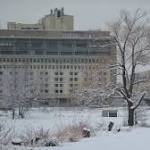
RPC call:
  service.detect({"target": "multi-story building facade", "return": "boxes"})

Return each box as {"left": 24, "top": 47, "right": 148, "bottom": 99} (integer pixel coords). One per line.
{"left": 0, "top": 30, "right": 116, "bottom": 106}
{"left": 7, "top": 8, "right": 74, "bottom": 31}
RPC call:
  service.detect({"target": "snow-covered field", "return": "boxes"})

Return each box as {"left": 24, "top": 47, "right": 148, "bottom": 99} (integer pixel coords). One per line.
{"left": 1, "top": 107, "right": 128, "bottom": 136}
{"left": 31, "top": 127, "right": 150, "bottom": 150}
{"left": 0, "top": 107, "right": 150, "bottom": 150}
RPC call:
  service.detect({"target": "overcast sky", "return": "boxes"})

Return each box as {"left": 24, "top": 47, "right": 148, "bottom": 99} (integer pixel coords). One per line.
{"left": 0, "top": 0, "right": 150, "bottom": 30}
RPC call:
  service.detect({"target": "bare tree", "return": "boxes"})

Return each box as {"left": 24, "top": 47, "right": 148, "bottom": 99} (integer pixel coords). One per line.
{"left": 73, "top": 67, "right": 116, "bottom": 107}
{"left": 108, "top": 9, "right": 150, "bottom": 126}
{"left": 2, "top": 61, "right": 40, "bottom": 119}
{"left": 74, "top": 83, "right": 116, "bottom": 107}
{"left": 3, "top": 65, "right": 30, "bottom": 119}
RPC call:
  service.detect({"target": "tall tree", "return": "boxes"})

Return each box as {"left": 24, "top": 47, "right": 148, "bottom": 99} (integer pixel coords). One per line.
{"left": 109, "top": 9, "right": 150, "bottom": 126}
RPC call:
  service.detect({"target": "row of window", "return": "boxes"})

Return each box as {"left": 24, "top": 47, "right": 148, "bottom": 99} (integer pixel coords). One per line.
{"left": 37, "top": 89, "right": 64, "bottom": 94}
{"left": 0, "top": 57, "right": 106, "bottom": 64}
{"left": 55, "top": 72, "right": 78, "bottom": 76}
{"left": 0, "top": 71, "right": 79, "bottom": 77}
{"left": 54, "top": 78, "right": 78, "bottom": 82}
{"left": 0, "top": 88, "right": 76, "bottom": 94}
{"left": 0, "top": 83, "right": 79, "bottom": 89}
{"left": 0, "top": 65, "right": 100, "bottom": 70}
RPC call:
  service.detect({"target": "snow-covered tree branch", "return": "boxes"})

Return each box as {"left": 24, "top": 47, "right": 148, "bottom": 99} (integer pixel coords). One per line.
{"left": 108, "top": 9, "right": 150, "bottom": 126}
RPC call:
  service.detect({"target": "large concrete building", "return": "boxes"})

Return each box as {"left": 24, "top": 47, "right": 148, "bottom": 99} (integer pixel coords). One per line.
{"left": 1, "top": 8, "right": 116, "bottom": 107}
{"left": 7, "top": 8, "right": 74, "bottom": 31}
{"left": 0, "top": 30, "right": 116, "bottom": 106}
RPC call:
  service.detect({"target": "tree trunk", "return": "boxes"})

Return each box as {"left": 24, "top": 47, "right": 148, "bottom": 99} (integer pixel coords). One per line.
{"left": 128, "top": 108, "right": 135, "bottom": 126}
{"left": 12, "top": 108, "right": 15, "bottom": 120}
{"left": 18, "top": 106, "right": 24, "bottom": 118}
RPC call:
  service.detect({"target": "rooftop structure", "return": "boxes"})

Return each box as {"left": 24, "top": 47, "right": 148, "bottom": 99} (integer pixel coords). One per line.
{"left": 7, "top": 8, "right": 74, "bottom": 31}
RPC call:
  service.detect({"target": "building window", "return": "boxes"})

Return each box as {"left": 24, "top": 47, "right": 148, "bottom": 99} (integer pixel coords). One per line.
{"left": 55, "top": 90, "right": 58, "bottom": 93}
{"left": 45, "top": 84, "right": 49, "bottom": 87}
{"left": 45, "top": 58, "right": 48, "bottom": 63}
{"left": 60, "top": 90, "right": 63, "bottom": 93}
{"left": 74, "top": 72, "right": 78, "bottom": 75}
{"left": 30, "top": 89, "right": 34, "bottom": 94}
{"left": 69, "top": 89, "right": 73, "bottom": 93}
{"left": 48, "top": 59, "right": 51, "bottom": 63}
{"left": 102, "top": 110, "right": 117, "bottom": 117}
{"left": 55, "top": 72, "right": 58, "bottom": 75}
{"left": 96, "top": 59, "right": 99, "bottom": 63}
{"left": 55, "top": 84, "right": 58, "bottom": 87}
{"left": 0, "top": 71, "right": 3, "bottom": 75}
{"left": 60, "top": 84, "right": 63, "bottom": 87}
{"left": 60, "top": 72, "right": 63, "bottom": 75}
{"left": 74, "top": 78, "right": 78, "bottom": 81}
{"left": 30, "top": 72, "right": 34, "bottom": 75}
{"left": 56, "top": 59, "right": 58, "bottom": 63}
{"left": 33, "top": 66, "right": 36, "bottom": 69}
{"left": 55, "top": 78, "right": 58, "bottom": 81}
{"left": 37, "top": 58, "right": 40, "bottom": 62}
{"left": 70, "top": 84, "right": 73, "bottom": 87}
{"left": 45, "top": 89, "right": 48, "bottom": 93}
{"left": 104, "top": 72, "right": 107, "bottom": 75}
{"left": 41, "top": 58, "right": 44, "bottom": 63}
{"left": 67, "top": 65, "right": 69, "bottom": 69}
{"left": 60, "top": 78, "right": 63, "bottom": 82}
{"left": 33, "top": 58, "right": 37, "bottom": 62}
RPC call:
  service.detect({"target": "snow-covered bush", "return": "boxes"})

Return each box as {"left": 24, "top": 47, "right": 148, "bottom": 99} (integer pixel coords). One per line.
{"left": 53, "top": 125, "right": 82, "bottom": 142}
{"left": 135, "top": 108, "right": 150, "bottom": 127}
{"left": 20, "top": 127, "right": 52, "bottom": 146}
{"left": 0, "top": 122, "right": 12, "bottom": 145}
{"left": 74, "top": 83, "right": 116, "bottom": 107}
{"left": 53, "top": 122, "right": 93, "bottom": 143}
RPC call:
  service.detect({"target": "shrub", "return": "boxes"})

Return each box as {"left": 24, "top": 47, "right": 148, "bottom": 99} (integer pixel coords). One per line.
{"left": 0, "top": 122, "right": 12, "bottom": 145}
{"left": 53, "top": 122, "right": 92, "bottom": 143}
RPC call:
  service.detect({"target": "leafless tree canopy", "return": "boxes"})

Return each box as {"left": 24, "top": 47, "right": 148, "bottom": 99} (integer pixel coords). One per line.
{"left": 108, "top": 9, "right": 150, "bottom": 126}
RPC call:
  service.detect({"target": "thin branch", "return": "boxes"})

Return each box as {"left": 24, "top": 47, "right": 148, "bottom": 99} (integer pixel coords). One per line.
{"left": 132, "top": 92, "right": 146, "bottom": 110}
{"left": 132, "top": 79, "right": 150, "bottom": 85}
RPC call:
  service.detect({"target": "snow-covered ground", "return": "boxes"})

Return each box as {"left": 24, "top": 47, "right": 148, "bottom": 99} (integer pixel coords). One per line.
{"left": 1, "top": 107, "right": 128, "bottom": 136}
{"left": 31, "top": 127, "right": 150, "bottom": 150}
{"left": 0, "top": 107, "right": 150, "bottom": 150}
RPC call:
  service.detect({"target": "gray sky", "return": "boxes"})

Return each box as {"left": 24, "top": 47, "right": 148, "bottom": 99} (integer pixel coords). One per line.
{"left": 0, "top": 0, "right": 150, "bottom": 30}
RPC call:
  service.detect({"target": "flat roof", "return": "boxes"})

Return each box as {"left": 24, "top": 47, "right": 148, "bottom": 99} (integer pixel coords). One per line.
{"left": 0, "top": 30, "right": 110, "bottom": 39}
